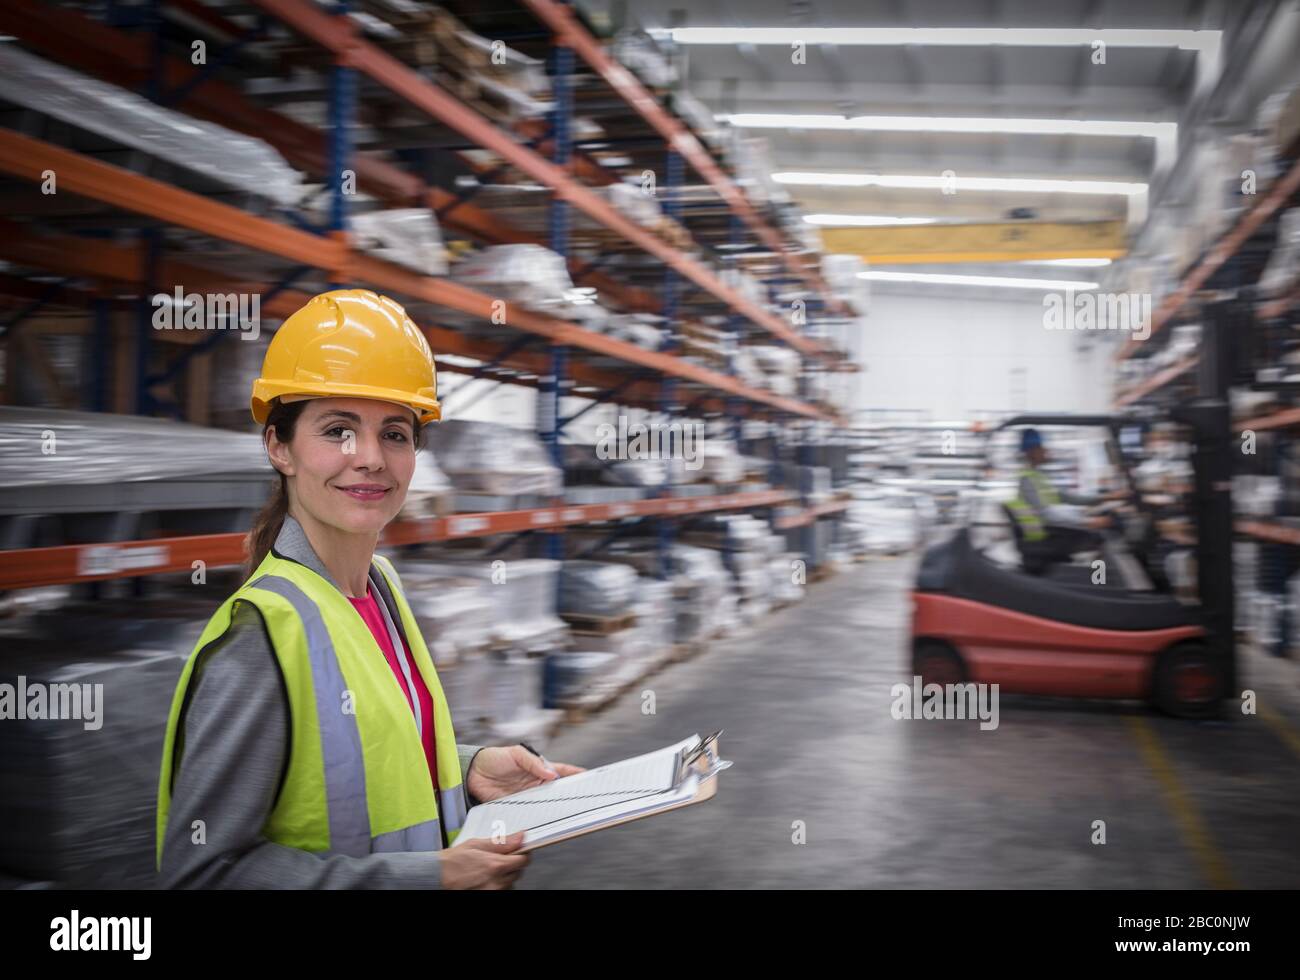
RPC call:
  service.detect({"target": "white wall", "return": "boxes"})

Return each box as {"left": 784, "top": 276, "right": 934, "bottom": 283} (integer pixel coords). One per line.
{"left": 850, "top": 287, "right": 1113, "bottom": 421}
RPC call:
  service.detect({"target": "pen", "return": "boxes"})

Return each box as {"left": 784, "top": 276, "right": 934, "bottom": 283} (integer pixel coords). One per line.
{"left": 520, "top": 741, "right": 557, "bottom": 775}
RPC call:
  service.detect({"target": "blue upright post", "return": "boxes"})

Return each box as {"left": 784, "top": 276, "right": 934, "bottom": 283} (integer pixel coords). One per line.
{"left": 328, "top": 3, "right": 354, "bottom": 286}
{"left": 656, "top": 148, "right": 685, "bottom": 579}
{"left": 542, "top": 42, "right": 574, "bottom": 562}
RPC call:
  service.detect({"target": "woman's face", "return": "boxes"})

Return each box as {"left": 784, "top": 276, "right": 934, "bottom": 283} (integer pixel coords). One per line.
{"left": 267, "top": 397, "right": 418, "bottom": 536}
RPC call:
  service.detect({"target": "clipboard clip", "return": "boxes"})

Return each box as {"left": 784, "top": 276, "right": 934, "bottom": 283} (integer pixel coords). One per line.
{"left": 676, "top": 730, "right": 731, "bottom": 783}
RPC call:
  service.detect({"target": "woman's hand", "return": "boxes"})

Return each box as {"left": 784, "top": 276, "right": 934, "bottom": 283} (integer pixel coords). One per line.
{"left": 466, "top": 745, "right": 585, "bottom": 803}
{"left": 440, "top": 832, "right": 530, "bottom": 890}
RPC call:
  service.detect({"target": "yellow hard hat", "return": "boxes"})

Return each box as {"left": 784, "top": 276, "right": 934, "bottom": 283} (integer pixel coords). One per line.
{"left": 251, "top": 289, "right": 440, "bottom": 425}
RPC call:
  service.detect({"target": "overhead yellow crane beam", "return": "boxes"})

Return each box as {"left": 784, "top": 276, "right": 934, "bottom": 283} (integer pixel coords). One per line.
{"left": 819, "top": 220, "right": 1127, "bottom": 265}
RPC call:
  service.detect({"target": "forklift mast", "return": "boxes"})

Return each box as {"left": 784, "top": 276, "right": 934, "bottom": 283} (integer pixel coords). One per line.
{"left": 1173, "top": 297, "right": 1240, "bottom": 693}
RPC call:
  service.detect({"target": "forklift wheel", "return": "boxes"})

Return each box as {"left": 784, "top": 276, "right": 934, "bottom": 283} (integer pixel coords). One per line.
{"left": 913, "top": 642, "right": 967, "bottom": 687}
{"left": 1153, "top": 642, "right": 1225, "bottom": 720}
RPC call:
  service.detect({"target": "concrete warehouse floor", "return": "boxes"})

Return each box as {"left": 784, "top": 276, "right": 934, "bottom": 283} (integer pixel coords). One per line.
{"left": 518, "top": 555, "right": 1300, "bottom": 889}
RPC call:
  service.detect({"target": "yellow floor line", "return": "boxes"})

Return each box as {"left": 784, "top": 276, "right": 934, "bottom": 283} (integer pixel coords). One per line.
{"left": 1259, "top": 704, "right": 1300, "bottom": 761}
{"left": 1127, "top": 716, "right": 1238, "bottom": 890}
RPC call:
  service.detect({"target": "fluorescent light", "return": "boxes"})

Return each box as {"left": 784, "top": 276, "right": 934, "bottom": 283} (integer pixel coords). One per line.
{"left": 1020, "top": 258, "right": 1113, "bottom": 267}
{"left": 657, "top": 28, "right": 1218, "bottom": 52}
{"left": 772, "top": 172, "right": 1147, "bottom": 195}
{"left": 721, "top": 113, "right": 1176, "bottom": 143}
{"left": 858, "top": 270, "right": 1099, "bottom": 291}
{"left": 804, "top": 213, "right": 938, "bottom": 226}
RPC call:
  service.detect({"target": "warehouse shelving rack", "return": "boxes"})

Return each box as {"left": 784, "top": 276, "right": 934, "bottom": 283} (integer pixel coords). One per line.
{"left": 1107, "top": 146, "right": 1300, "bottom": 659}
{"left": 0, "top": 0, "right": 858, "bottom": 589}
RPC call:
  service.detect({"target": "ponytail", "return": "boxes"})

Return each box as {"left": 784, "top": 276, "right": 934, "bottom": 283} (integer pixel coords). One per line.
{"left": 244, "top": 398, "right": 308, "bottom": 578}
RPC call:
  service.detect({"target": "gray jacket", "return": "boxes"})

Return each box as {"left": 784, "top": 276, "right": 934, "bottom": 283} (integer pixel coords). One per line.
{"left": 157, "top": 515, "right": 484, "bottom": 889}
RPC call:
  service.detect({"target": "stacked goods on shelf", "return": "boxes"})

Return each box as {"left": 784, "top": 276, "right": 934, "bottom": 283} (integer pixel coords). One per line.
{"left": 667, "top": 90, "right": 726, "bottom": 150}
{"left": 726, "top": 131, "right": 785, "bottom": 210}
{"left": 769, "top": 552, "right": 807, "bottom": 608}
{"left": 349, "top": 208, "right": 449, "bottom": 277}
{"left": 548, "top": 562, "right": 675, "bottom": 709}
{"left": 396, "top": 452, "right": 455, "bottom": 520}
{"left": 557, "top": 576, "right": 676, "bottom": 709}
{"left": 407, "top": 6, "right": 552, "bottom": 123}
{"left": 1259, "top": 208, "right": 1300, "bottom": 299}
{"left": 678, "top": 320, "right": 733, "bottom": 370}
{"left": 398, "top": 557, "right": 566, "bottom": 743}
{"left": 820, "top": 254, "right": 871, "bottom": 316}
{"left": 596, "top": 542, "right": 739, "bottom": 642}
{"left": 211, "top": 334, "right": 272, "bottom": 431}
{"left": 560, "top": 443, "right": 665, "bottom": 498}
{"left": 425, "top": 419, "right": 563, "bottom": 509}
{"left": 0, "top": 44, "right": 304, "bottom": 206}
{"left": 601, "top": 312, "right": 666, "bottom": 350}
{"left": 0, "top": 407, "right": 271, "bottom": 549}
{"left": 0, "top": 598, "right": 216, "bottom": 886}
{"left": 558, "top": 561, "right": 639, "bottom": 624}
{"left": 747, "top": 345, "right": 802, "bottom": 398}
{"left": 681, "top": 513, "right": 782, "bottom": 623}
{"left": 595, "top": 182, "right": 693, "bottom": 250}
{"left": 608, "top": 27, "right": 677, "bottom": 91}
{"left": 450, "top": 244, "right": 575, "bottom": 311}
{"left": 389, "top": 565, "right": 495, "bottom": 668}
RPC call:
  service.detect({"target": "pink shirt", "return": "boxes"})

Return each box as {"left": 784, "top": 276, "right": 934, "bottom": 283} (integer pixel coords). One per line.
{"left": 348, "top": 586, "right": 441, "bottom": 801}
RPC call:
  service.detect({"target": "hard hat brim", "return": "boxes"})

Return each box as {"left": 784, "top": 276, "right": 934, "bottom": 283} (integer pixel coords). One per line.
{"left": 251, "top": 379, "right": 440, "bottom": 426}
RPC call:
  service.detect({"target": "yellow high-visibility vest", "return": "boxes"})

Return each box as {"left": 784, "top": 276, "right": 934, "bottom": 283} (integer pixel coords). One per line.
{"left": 156, "top": 551, "right": 465, "bottom": 868}
{"left": 1007, "top": 468, "right": 1062, "bottom": 542}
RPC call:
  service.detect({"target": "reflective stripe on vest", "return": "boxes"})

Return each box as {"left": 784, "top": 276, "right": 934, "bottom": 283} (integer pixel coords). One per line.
{"left": 156, "top": 552, "right": 464, "bottom": 869}
{"left": 1007, "top": 468, "right": 1061, "bottom": 542}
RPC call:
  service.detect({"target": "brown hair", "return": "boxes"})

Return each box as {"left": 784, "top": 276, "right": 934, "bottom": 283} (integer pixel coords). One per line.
{"left": 243, "top": 398, "right": 428, "bottom": 578}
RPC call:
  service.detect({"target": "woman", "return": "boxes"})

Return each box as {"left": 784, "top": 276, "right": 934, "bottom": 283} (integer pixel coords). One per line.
{"left": 156, "top": 289, "right": 582, "bottom": 889}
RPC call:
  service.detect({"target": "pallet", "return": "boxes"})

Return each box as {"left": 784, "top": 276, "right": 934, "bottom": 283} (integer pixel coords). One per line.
{"left": 809, "top": 564, "right": 837, "bottom": 583}
{"left": 560, "top": 610, "right": 638, "bottom": 635}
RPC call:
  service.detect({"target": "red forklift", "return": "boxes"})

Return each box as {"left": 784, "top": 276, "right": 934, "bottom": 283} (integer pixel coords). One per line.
{"left": 910, "top": 319, "right": 1237, "bottom": 719}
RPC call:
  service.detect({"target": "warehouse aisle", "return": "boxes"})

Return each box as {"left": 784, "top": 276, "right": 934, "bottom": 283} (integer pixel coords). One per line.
{"left": 519, "top": 558, "right": 1300, "bottom": 889}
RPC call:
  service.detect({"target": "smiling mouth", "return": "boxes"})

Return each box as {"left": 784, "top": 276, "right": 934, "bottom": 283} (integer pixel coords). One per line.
{"left": 336, "top": 485, "right": 391, "bottom": 501}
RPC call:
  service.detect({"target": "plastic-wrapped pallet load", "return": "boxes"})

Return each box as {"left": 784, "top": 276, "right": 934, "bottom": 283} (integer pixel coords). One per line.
{"left": 543, "top": 651, "right": 620, "bottom": 708}
{"left": 0, "top": 408, "right": 271, "bottom": 546}
{"left": 349, "top": 209, "right": 448, "bottom": 276}
{"left": 401, "top": 558, "right": 567, "bottom": 653}
{"left": 0, "top": 45, "right": 303, "bottom": 207}
{"left": 426, "top": 419, "right": 563, "bottom": 498}
{"left": 770, "top": 552, "right": 807, "bottom": 607}
{"left": 609, "top": 28, "right": 677, "bottom": 89}
{"left": 397, "top": 558, "right": 565, "bottom": 741}
{"left": 597, "top": 181, "right": 663, "bottom": 227}
{"left": 397, "top": 452, "right": 454, "bottom": 520}
{"left": 451, "top": 245, "right": 574, "bottom": 310}
{"left": 558, "top": 561, "right": 640, "bottom": 619}
{"left": 388, "top": 564, "right": 495, "bottom": 667}
{"left": 0, "top": 632, "right": 189, "bottom": 887}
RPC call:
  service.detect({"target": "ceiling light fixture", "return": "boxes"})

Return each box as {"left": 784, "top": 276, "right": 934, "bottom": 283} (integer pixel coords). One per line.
{"left": 773, "top": 172, "right": 1147, "bottom": 195}
{"left": 858, "top": 270, "right": 1099, "bottom": 290}
{"left": 656, "top": 28, "right": 1218, "bottom": 52}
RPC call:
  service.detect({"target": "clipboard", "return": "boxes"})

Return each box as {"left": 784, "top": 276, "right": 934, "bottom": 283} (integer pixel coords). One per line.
{"left": 452, "top": 731, "right": 732, "bottom": 852}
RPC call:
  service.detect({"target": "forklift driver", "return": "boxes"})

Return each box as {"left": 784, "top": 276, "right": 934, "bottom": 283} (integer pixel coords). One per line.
{"left": 1006, "top": 428, "right": 1119, "bottom": 571}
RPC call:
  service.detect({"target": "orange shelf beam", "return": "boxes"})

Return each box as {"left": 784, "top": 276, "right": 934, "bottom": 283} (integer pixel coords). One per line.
{"left": 0, "top": 129, "right": 835, "bottom": 419}
{"left": 1113, "top": 354, "right": 1198, "bottom": 408}
{"left": 519, "top": 0, "right": 842, "bottom": 312}
{"left": 249, "top": 0, "right": 838, "bottom": 366}
{"left": 773, "top": 498, "right": 851, "bottom": 530}
{"left": 1235, "top": 407, "right": 1300, "bottom": 432}
{"left": 1236, "top": 520, "right": 1300, "bottom": 546}
{"left": 0, "top": 490, "right": 796, "bottom": 589}
{"left": 1117, "top": 155, "right": 1300, "bottom": 361}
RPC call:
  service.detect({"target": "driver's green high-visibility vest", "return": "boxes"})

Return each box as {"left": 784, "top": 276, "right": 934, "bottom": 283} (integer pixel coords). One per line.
{"left": 155, "top": 551, "right": 465, "bottom": 868}
{"left": 1006, "top": 467, "right": 1062, "bottom": 542}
